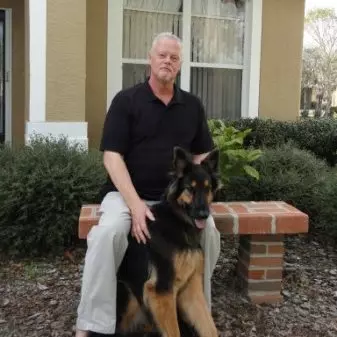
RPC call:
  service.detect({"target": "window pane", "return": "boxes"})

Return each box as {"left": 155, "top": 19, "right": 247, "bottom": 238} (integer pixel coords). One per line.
{"left": 190, "top": 67, "right": 242, "bottom": 119}
{"left": 191, "top": 0, "right": 245, "bottom": 64}
{"left": 123, "top": 1, "right": 182, "bottom": 59}
{"left": 192, "top": 0, "right": 245, "bottom": 18}
{"left": 123, "top": 63, "right": 180, "bottom": 89}
{"left": 123, "top": 64, "right": 149, "bottom": 89}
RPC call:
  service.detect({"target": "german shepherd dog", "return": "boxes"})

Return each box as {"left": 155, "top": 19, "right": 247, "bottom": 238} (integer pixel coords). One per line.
{"left": 91, "top": 147, "right": 221, "bottom": 337}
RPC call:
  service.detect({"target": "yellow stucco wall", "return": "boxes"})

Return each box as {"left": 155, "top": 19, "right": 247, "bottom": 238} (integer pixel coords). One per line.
{"left": 0, "top": 0, "right": 25, "bottom": 145}
{"left": 259, "top": 0, "right": 305, "bottom": 120}
{"left": 46, "top": 0, "right": 86, "bottom": 121}
{"left": 85, "top": 0, "right": 107, "bottom": 149}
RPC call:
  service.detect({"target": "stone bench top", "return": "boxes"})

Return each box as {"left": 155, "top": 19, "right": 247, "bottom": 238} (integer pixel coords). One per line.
{"left": 78, "top": 201, "right": 309, "bottom": 239}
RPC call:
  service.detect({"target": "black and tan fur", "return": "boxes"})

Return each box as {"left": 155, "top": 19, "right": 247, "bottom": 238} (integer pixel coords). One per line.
{"left": 92, "top": 147, "right": 221, "bottom": 337}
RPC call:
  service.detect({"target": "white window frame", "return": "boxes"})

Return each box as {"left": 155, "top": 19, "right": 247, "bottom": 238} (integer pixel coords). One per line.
{"left": 107, "top": 0, "right": 262, "bottom": 118}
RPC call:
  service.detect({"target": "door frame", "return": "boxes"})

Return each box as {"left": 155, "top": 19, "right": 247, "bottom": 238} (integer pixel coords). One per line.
{"left": 0, "top": 8, "right": 12, "bottom": 144}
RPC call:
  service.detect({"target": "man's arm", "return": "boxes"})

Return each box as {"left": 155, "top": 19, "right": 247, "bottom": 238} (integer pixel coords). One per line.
{"left": 100, "top": 92, "right": 154, "bottom": 244}
{"left": 103, "top": 151, "right": 154, "bottom": 244}
{"left": 103, "top": 151, "right": 140, "bottom": 210}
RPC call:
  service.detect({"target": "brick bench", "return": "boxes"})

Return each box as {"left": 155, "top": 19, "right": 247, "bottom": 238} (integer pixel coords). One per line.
{"left": 78, "top": 201, "right": 309, "bottom": 304}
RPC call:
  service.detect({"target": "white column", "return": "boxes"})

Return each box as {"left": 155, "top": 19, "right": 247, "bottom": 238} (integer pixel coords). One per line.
{"left": 180, "top": 0, "right": 192, "bottom": 91}
{"left": 106, "top": 0, "right": 123, "bottom": 110}
{"left": 241, "top": 0, "right": 263, "bottom": 118}
{"left": 25, "top": 0, "right": 88, "bottom": 148}
{"left": 28, "top": 0, "right": 47, "bottom": 122}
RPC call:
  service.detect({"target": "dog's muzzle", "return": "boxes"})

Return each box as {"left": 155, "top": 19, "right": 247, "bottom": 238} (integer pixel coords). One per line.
{"left": 192, "top": 208, "right": 210, "bottom": 229}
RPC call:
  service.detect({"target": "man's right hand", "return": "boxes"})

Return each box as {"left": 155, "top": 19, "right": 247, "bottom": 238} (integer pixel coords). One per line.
{"left": 130, "top": 200, "right": 155, "bottom": 244}
{"left": 103, "top": 151, "right": 155, "bottom": 244}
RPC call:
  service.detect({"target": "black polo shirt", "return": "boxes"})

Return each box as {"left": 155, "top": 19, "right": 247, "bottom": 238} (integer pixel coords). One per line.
{"left": 99, "top": 80, "right": 214, "bottom": 201}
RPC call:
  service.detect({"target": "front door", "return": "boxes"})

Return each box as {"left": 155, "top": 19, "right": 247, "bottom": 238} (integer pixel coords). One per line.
{"left": 0, "top": 10, "right": 6, "bottom": 143}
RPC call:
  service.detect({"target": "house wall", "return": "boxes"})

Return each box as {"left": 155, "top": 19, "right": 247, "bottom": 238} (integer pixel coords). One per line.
{"left": 259, "top": 0, "right": 305, "bottom": 120}
{"left": 0, "top": 0, "right": 25, "bottom": 145}
{"left": 85, "top": 0, "right": 107, "bottom": 148}
{"left": 46, "top": 0, "right": 86, "bottom": 122}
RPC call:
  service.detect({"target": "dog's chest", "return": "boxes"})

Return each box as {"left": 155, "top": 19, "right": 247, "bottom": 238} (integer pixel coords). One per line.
{"left": 173, "top": 250, "right": 204, "bottom": 290}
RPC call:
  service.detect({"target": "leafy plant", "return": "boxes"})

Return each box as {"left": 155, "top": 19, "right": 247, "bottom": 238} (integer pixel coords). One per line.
{"left": 208, "top": 119, "right": 262, "bottom": 183}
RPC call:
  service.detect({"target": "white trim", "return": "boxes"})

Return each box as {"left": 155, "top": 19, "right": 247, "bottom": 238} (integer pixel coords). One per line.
{"left": 190, "top": 62, "right": 243, "bottom": 70}
{"left": 4, "top": 9, "right": 12, "bottom": 144}
{"left": 121, "top": 60, "right": 244, "bottom": 69}
{"left": 25, "top": 121, "right": 88, "bottom": 148}
{"left": 241, "top": 0, "right": 262, "bottom": 118}
{"left": 191, "top": 14, "right": 244, "bottom": 22}
{"left": 29, "top": 0, "right": 47, "bottom": 122}
{"left": 122, "top": 58, "right": 149, "bottom": 65}
{"left": 124, "top": 7, "right": 181, "bottom": 16}
{"left": 180, "top": 0, "right": 192, "bottom": 91}
{"left": 107, "top": 0, "right": 123, "bottom": 110}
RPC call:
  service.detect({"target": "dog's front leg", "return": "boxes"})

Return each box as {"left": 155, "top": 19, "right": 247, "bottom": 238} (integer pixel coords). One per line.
{"left": 143, "top": 281, "right": 180, "bottom": 337}
{"left": 177, "top": 272, "right": 218, "bottom": 337}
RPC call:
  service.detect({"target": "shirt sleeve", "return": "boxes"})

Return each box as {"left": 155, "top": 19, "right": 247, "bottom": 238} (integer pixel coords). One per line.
{"left": 190, "top": 99, "right": 215, "bottom": 155}
{"left": 99, "top": 91, "right": 131, "bottom": 155}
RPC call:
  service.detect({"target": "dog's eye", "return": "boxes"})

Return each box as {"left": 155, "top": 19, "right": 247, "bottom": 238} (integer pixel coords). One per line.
{"left": 185, "top": 186, "right": 194, "bottom": 192}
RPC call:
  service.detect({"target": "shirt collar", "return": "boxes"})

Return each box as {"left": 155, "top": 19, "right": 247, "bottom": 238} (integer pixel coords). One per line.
{"left": 143, "top": 79, "right": 185, "bottom": 105}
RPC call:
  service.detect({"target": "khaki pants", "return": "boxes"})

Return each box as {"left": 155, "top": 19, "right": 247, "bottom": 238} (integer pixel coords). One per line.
{"left": 76, "top": 192, "right": 220, "bottom": 334}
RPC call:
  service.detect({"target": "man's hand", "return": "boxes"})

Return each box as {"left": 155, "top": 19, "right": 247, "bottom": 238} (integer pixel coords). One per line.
{"left": 130, "top": 200, "right": 155, "bottom": 244}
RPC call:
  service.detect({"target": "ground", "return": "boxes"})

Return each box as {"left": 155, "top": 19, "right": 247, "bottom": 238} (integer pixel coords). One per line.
{"left": 1, "top": 234, "right": 337, "bottom": 337}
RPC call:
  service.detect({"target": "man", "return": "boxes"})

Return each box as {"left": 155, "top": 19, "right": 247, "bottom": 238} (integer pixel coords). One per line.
{"left": 75, "top": 32, "right": 221, "bottom": 337}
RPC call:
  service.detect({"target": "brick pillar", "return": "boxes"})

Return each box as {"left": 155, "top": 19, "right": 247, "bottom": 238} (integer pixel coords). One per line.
{"left": 237, "top": 234, "right": 284, "bottom": 304}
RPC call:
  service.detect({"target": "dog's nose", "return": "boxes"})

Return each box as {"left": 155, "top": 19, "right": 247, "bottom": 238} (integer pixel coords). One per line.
{"left": 196, "top": 209, "right": 209, "bottom": 219}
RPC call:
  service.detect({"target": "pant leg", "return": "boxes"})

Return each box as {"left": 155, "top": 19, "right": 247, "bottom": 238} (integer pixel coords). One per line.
{"left": 76, "top": 192, "right": 131, "bottom": 334}
{"left": 200, "top": 215, "right": 221, "bottom": 310}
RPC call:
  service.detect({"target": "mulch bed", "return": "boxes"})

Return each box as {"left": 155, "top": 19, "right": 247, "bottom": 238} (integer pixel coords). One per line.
{"left": 1, "top": 234, "right": 337, "bottom": 337}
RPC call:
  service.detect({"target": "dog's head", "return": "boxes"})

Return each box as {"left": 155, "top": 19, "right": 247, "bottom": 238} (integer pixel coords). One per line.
{"left": 165, "top": 146, "right": 221, "bottom": 229}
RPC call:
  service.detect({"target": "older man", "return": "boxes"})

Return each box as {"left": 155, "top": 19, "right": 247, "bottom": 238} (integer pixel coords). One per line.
{"left": 75, "top": 32, "right": 220, "bottom": 337}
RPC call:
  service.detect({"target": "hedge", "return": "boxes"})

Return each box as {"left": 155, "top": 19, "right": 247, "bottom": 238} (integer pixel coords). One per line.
{"left": 0, "top": 136, "right": 106, "bottom": 257}
{"left": 223, "top": 118, "right": 337, "bottom": 166}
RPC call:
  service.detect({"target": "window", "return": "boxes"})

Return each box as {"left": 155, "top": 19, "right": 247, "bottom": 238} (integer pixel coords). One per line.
{"left": 109, "top": 0, "right": 254, "bottom": 119}
{"left": 122, "top": 1, "right": 182, "bottom": 87}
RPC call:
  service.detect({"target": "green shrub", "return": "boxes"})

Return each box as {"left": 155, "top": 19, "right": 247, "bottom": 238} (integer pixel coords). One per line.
{"left": 319, "top": 169, "right": 337, "bottom": 236}
{"left": 0, "top": 135, "right": 106, "bottom": 257}
{"left": 0, "top": 143, "right": 14, "bottom": 168}
{"left": 226, "top": 118, "right": 337, "bottom": 166}
{"left": 220, "top": 143, "right": 331, "bottom": 232}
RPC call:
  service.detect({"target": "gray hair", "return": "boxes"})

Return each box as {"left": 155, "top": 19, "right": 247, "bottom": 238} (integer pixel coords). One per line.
{"left": 150, "top": 32, "right": 183, "bottom": 58}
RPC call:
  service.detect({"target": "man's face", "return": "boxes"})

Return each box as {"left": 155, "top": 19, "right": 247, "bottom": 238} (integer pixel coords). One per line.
{"left": 149, "top": 38, "right": 182, "bottom": 84}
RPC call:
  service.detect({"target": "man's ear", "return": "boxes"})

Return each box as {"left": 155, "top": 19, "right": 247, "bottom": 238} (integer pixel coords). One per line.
{"left": 201, "top": 148, "right": 220, "bottom": 172}
{"left": 173, "top": 147, "right": 193, "bottom": 178}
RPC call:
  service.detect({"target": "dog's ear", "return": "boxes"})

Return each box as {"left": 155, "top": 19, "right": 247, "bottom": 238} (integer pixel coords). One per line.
{"left": 173, "top": 147, "right": 193, "bottom": 178}
{"left": 201, "top": 148, "right": 220, "bottom": 172}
